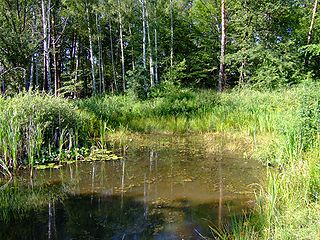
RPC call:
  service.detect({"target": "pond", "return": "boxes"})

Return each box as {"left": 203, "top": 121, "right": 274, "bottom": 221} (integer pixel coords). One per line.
{"left": 0, "top": 134, "right": 264, "bottom": 240}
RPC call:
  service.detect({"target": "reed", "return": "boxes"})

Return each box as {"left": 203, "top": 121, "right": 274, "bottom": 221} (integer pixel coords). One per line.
{"left": 0, "top": 92, "right": 96, "bottom": 174}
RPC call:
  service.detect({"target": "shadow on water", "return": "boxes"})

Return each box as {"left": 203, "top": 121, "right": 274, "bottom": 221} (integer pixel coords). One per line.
{"left": 0, "top": 134, "right": 264, "bottom": 239}
{"left": 0, "top": 193, "right": 250, "bottom": 240}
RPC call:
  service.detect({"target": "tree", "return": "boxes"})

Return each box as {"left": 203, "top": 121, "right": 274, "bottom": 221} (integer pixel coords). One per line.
{"left": 218, "top": 0, "right": 226, "bottom": 92}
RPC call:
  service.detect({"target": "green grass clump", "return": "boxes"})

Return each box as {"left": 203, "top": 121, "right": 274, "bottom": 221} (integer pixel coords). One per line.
{"left": 0, "top": 92, "right": 97, "bottom": 173}
{"left": 77, "top": 85, "right": 219, "bottom": 132}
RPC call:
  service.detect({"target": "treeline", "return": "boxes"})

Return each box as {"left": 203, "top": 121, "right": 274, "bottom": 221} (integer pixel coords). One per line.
{"left": 0, "top": 0, "right": 319, "bottom": 96}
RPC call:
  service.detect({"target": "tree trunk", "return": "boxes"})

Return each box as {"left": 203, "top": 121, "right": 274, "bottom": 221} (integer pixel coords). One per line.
{"left": 142, "top": 0, "right": 147, "bottom": 71}
{"left": 35, "top": 54, "right": 39, "bottom": 88}
{"left": 52, "top": 12, "right": 60, "bottom": 97}
{"left": 118, "top": 0, "right": 126, "bottom": 91}
{"left": 73, "top": 37, "right": 80, "bottom": 98}
{"left": 145, "top": 1, "right": 154, "bottom": 87}
{"left": 170, "top": 0, "right": 174, "bottom": 68}
{"left": 154, "top": 0, "right": 159, "bottom": 85}
{"left": 96, "top": 13, "right": 102, "bottom": 94}
{"left": 304, "top": 0, "right": 318, "bottom": 65}
{"left": 96, "top": 14, "right": 105, "bottom": 93}
{"left": 141, "top": 0, "right": 148, "bottom": 93}
{"left": 109, "top": 20, "right": 117, "bottom": 93}
{"left": 30, "top": 56, "right": 34, "bottom": 91}
{"left": 86, "top": 1, "right": 96, "bottom": 95}
{"left": 29, "top": 5, "right": 37, "bottom": 91}
{"left": 42, "top": 0, "right": 51, "bottom": 92}
{"left": 129, "top": 24, "right": 135, "bottom": 71}
{"left": 0, "top": 65, "right": 4, "bottom": 94}
{"left": 41, "top": 0, "right": 47, "bottom": 90}
{"left": 218, "top": 0, "right": 226, "bottom": 92}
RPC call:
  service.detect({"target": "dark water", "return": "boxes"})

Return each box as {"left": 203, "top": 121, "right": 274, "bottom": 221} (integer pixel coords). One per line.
{"left": 0, "top": 134, "right": 263, "bottom": 240}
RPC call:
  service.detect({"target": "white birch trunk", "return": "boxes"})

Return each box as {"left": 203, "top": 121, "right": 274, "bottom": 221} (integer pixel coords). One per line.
{"left": 170, "top": 0, "right": 174, "bottom": 68}
{"left": 154, "top": 0, "right": 159, "bottom": 84}
{"left": 29, "top": 5, "right": 37, "bottom": 91}
{"left": 47, "top": 0, "right": 51, "bottom": 92}
{"left": 74, "top": 38, "right": 79, "bottom": 98}
{"left": 52, "top": 15, "right": 59, "bottom": 97}
{"left": 109, "top": 20, "right": 117, "bottom": 93}
{"left": 96, "top": 13, "right": 102, "bottom": 94}
{"left": 129, "top": 24, "right": 135, "bottom": 71}
{"left": 307, "top": 0, "right": 318, "bottom": 45}
{"left": 218, "top": 0, "right": 226, "bottom": 92}
{"left": 305, "top": 0, "right": 318, "bottom": 65}
{"left": 141, "top": 0, "right": 148, "bottom": 93}
{"left": 97, "top": 16, "right": 105, "bottom": 93}
{"left": 145, "top": 1, "right": 154, "bottom": 87}
{"left": 41, "top": 0, "right": 51, "bottom": 92}
{"left": 118, "top": 0, "right": 126, "bottom": 91}
{"left": 30, "top": 57, "right": 34, "bottom": 91}
{"left": 86, "top": 1, "right": 96, "bottom": 94}
{"left": 142, "top": 0, "right": 147, "bottom": 70}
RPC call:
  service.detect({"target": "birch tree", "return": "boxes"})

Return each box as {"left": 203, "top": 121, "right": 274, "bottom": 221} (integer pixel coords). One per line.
{"left": 117, "top": 0, "right": 126, "bottom": 91}
{"left": 86, "top": 0, "right": 96, "bottom": 94}
{"left": 154, "top": 0, "right": 159, "bottom": 84}
{"left": 109, "top": 19, "right": 118, "bottom": 93}
{"left": 218, "top": 0, "right": 226, "bottom": 92}
{"left": 42, "top": 0, "right": 52, "bottom": 92}
{"left": 304, "top": 0, "right": 318, "bottom": 65}
{"left": 145, "top": 0, "right": 154, "bottom": 86}
{"left": 170, "top": 0, "right": 174, "bottom": 68}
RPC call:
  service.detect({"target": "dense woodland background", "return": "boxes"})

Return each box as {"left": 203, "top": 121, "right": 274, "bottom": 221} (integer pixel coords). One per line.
{"left": 0, "top": 0, "right": 319, "bottom": 97}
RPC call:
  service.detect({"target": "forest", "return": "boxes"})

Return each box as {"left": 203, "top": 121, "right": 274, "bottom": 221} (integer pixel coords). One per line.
{"left": 1, "top": 0, "right": 320, "bottom": 95}
{"left": 0, "top": 0, "right": 320, "bottom": 239}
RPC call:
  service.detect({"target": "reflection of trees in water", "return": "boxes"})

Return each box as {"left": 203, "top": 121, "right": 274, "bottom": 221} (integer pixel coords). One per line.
{"left": 0, "top": 184, "right": 248, "bottom": 240}
{"left": 0, "top": 194, "right": 166, "bottom": 240}
{"left": 56, "top": 194, "right": 166, "bottom": 239}
{"left": 0, "top": 135, "right": 259, "bottom": 239}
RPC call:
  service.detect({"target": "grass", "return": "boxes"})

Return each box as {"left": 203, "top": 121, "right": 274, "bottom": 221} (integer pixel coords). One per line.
{"left": 214, "top": 86, "right": 320, "bottom": 239}
{"left": 0, "top": 92, "right": 99, "bottom": 175}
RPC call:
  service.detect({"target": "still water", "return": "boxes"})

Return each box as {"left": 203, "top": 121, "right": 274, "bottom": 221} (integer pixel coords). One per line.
{"left": 1, "top": 134, "right": 263, "bottom": 240}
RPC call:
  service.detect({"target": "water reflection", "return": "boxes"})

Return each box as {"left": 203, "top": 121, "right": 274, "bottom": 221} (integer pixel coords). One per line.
{"left": 0, "top": 134, "right": 263, "bottom": 239}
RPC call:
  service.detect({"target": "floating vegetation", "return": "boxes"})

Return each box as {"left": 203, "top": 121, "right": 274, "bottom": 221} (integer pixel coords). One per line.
{"left": 34, "top": 163, "right": 63, "bottom": 170}
{"left": 33, "top": 147, "right": 122, "bottom": 170}
{"left": 86, "top": 150, "right": 122, "bottom": 161}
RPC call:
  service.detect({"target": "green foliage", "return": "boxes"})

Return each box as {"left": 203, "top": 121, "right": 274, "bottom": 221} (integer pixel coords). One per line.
{"left": 299, "top": 96, "right": 320, "bottom": 151}
{"left": 125, "top": 65, "right": 147, "bottom": 99}
{"left": 162, "top": 59, "right": 187, "bottom": 84}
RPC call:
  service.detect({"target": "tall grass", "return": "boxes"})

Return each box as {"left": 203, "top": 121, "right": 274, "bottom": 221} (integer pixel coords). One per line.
{"left": 0, "top": 92, "right": 98, "bottom": 175}
{"left": 218, "top": 86, "right": 320, "bottom": 239}
{"left": 77, "top": 85, "right": 298, "bottom": 139}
